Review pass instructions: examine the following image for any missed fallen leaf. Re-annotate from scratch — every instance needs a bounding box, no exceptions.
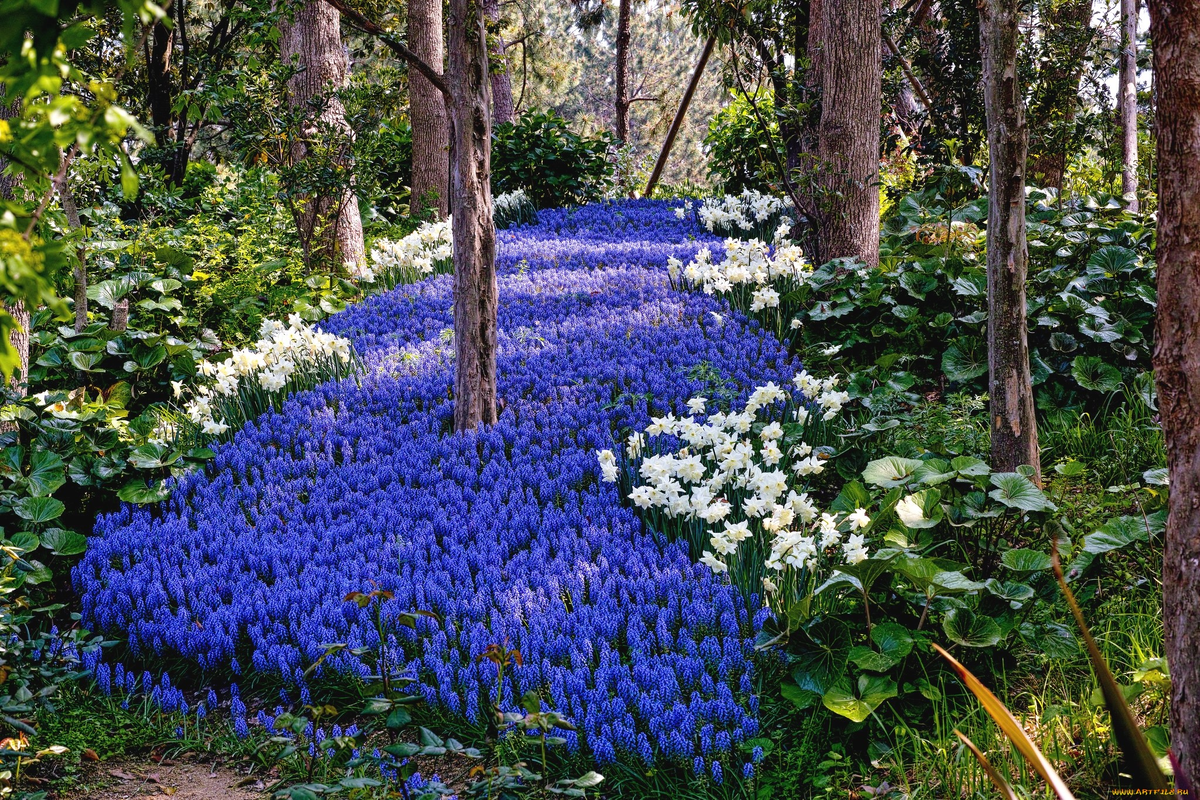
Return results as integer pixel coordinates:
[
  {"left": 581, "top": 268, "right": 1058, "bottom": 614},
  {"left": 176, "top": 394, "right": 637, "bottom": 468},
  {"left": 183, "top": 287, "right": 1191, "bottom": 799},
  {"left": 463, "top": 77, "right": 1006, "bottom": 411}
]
[
  {"left": 82, "top": 748, "right": 100, "bottom": 761},
  {"left": 109, "top": 769, "right": 138, "bottom": 781}
]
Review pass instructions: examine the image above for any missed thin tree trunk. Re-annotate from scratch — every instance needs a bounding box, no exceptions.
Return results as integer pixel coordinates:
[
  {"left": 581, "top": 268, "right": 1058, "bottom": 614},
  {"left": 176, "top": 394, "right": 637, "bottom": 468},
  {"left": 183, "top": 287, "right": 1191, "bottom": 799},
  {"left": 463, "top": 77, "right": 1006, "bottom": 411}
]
[
  {"left": 58, "top": 176, "right": 89, "bottom": 334},
  {"left": 0, "top": 89, "right": 30, "bottom": 398},
  {"left": 1149, "top": 0, "right": 1200, "bottom": 790},
  {"left": 147, "top": 17, "right": 177, "bottom": 182},
  {"left": 409, "top": 0, "right": 449, "bottom": 218},
  {"left": 1120, "top": 0, "right": 1140, "bottom": 210},
  {"left": 278, "top": 0, "right": 366, "bottom": 269},
  {"left": 644, "top": 35, "right": 715, "bottom": 197},
  {"left": 614, "top": 0, "right": 632, "bottom": 143},
  {"left": 815, "top": 0, "right": 882, "bottom": 267},
  {"left": 448, "top": 0, "right": 498, "bottom": 431},
  {"left": 484, "top": 0, "right": 515, "bottom": 125},
  {"left": 980, "top": 0, "right": 1040, "bottom": 481}
]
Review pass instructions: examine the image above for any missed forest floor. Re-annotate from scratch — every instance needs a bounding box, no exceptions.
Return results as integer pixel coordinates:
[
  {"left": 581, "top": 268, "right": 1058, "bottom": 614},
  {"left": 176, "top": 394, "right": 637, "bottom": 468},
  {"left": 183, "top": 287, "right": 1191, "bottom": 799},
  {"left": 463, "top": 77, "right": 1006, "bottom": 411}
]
[{"left": 58, "top": 757, "right": 265, "bottom": 800}]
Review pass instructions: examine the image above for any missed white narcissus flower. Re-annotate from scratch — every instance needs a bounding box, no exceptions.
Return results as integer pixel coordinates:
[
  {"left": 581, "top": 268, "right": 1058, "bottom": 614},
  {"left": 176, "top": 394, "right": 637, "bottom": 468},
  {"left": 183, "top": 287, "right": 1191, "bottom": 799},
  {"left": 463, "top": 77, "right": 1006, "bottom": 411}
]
[
  {"left": 202, "top": 418, "right": 229, "bottom": 436},
  {"left": 762, "top": 576, "right": 778, "bottom": 593},
  {"left": 724, "top": 520, "right": 751, "bottom": 542},
  {"left": 847, "top": 507, "right": 871, "bottom": 530},
  {"left": 710, "top": 535, "right": 737, "bottom": 555},
  {"left": 700, "top": 551, "right": 729, "bottom": 574},
  {"left": 687, "top": 396, "right": 707, "bottom": 415},
  {"left": 843, "top": 533, "right": 869, "bottom": 564}
]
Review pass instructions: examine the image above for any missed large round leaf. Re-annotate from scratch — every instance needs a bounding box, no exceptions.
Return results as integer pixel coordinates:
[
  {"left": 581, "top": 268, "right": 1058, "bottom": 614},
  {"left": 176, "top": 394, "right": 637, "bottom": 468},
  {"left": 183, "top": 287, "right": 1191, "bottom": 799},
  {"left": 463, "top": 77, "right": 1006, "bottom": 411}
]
[
  {"left": 943, "top": 607, "right": 1003, "bottom": 648},
  {"left": 1000, "top": 548, "right": 1053, "bottom": 571},
  {"left": 790, "top": 618, "right": 852, "bottom": 696},
  {"left": 1071, "top": 355, "right": 1122, "bottom": 392},
  {"left": 822, "top": 675, "right": 898, "bottom": 723},
  {"left": 13, "top": 496, "right": 65, "bottom": 524},
  {"left": 989, "top": 473, "right": 1055, "bottom": 512},
  {"left": 942, "top": 339, "right": 988, "bottom": 382},
  {"left": 41, "top": 528, "right": 88, "bottom": 557},
  {"left": 862, "top": 456, "right": 924, "bottom": 488}
]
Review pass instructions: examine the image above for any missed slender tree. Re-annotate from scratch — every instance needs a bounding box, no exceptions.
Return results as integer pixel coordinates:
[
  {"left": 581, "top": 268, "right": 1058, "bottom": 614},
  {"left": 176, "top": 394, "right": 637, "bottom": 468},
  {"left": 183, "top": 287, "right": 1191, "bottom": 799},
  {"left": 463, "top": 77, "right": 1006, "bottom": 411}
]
[
  {"left": 814, "top": 0, "right": 882, "bottom": 267},
  {"left": 485, "top": 0, "right": 515, "bottom": 125},
  {"left": 278, "top": 0, "right": 366, "bottom": 270},
  {"left": 1148, "top": 0, "right": 1200, "bottom": 789},
  {"left": 409, "top": 0, "right": 450, "bottom": 217},
  {"left": 614, "top": 0, "right": 632, "bottom": 142},
  {"left": 325, "top": 0, "right": 497, "bottom": 431},
  {"left": 980, "top": 0, "right": 1040, "bottom": 480},
  {"left": 0, "top": 90, "right": 30, "bottom": 397},
  {"left": 1026, "top": 0, "right": 1094, "bottom": 191},
  {"left": 1119, "top": 0, "right": 1139, "bottom": 210}
]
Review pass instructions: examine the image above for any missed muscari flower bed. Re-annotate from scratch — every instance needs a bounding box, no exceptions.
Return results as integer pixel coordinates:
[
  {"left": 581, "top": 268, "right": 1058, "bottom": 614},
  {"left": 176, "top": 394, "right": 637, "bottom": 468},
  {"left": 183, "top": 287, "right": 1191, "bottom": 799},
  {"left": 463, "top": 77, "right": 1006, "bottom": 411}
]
[{"left": 75, "top": 200, "right": 796, "bottom": 770}]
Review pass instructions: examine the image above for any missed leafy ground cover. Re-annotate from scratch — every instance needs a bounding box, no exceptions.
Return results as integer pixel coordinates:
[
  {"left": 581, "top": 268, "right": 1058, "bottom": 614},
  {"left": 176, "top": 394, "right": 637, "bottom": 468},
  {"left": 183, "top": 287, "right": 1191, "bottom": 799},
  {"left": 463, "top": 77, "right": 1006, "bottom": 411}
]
[{"left": 74, "top": 201, "right": 787, "bottom": 779}]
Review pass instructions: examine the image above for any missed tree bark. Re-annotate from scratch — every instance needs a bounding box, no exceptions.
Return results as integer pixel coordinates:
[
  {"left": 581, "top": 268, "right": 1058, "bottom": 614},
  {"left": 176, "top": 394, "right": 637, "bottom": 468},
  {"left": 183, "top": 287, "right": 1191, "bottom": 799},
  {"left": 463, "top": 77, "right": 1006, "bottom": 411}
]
[
  {"left": 980, "top": 0, "right": 1040, "bottom": 482},
  {"left": 484, "top": 0, "right": 515, "bottom": 125},
  {"left": 278, "top": 0, "right": 366, "bottom": 270},
  {"left": 409, "top": 0, "right": 450, "bottom": 218},
  {"left": 814, "top": 0, "right": 882, "bottom": 268},
  {"left": 0, "top": 89, "right": 30, "bottom": 397},
  {"left": 57, "top": 175, "right": 89, "bottom": 334},
  {"left": 614, "top": 0, "right": 632, "bottom": 143},
  {"left": 147, "top": 19, "right": 176, "bottom": 159},
  {"left": 644, "top": 35, "right": 715, "bottom": 197},
  {"left": 447, "top": 0, "right": 499, "bottom": 432},
  {"left": 1120, "top": 0, "right": 1140, "bottom": 210},
  {"left": 1149, "top": 0, "right": 1200, "bottom": 790}
]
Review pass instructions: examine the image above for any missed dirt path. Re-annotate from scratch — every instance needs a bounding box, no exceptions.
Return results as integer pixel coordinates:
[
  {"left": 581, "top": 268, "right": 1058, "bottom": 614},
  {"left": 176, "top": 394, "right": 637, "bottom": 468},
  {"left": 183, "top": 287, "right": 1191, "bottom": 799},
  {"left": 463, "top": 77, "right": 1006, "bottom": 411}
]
[{"left": 61, "top": 758, "right": 266, "bottom": 800}]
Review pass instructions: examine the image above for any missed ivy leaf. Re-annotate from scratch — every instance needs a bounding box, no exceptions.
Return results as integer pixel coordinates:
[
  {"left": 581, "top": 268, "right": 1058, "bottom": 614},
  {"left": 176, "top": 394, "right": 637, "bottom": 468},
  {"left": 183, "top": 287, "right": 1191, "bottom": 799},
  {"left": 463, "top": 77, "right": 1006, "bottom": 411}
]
[{"left": 943, "top": 607, "right": 1003, "bottom": 648}]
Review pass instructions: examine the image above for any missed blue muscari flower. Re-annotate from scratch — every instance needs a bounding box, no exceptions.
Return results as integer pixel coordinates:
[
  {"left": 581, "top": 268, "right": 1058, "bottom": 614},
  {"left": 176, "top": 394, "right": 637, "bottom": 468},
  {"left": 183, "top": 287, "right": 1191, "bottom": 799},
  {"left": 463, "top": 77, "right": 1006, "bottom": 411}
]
[
  {"left": 751, "top": 745, "right": 764, "bottom": 763},
  {"left": 743, "top": 762, "right": 754, "bottom": 780},
  {"left": 712, "top": 760, "right": 723, "bottom": 784},
  {"left": 72, "top": 200, "right": 789, "bottom": 769},
  {"left": 234, "top": 717, "right": 249, "bottom": 739},
  {"left": 693, "top": 757, "right": 705, "bottom": 776},
  {"left": 174, "top": 726, "right": 184, "bottom": 739},
  {"left": 207, "top": 689, "right": 219, "bottom": 707}
]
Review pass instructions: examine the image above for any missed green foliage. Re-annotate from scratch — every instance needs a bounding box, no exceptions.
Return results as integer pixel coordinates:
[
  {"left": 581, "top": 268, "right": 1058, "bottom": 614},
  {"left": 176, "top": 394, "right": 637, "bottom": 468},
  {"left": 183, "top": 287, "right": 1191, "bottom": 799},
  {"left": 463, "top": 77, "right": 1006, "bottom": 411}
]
[
  {"left": 492, "top": 111, "right": 614, "bottom": 209},
  {"left": 703, "top": 92, "right": 782, "bottom": 195},
  {"left": 791, "top": 187, "right": 1156, "bottom": 411}
]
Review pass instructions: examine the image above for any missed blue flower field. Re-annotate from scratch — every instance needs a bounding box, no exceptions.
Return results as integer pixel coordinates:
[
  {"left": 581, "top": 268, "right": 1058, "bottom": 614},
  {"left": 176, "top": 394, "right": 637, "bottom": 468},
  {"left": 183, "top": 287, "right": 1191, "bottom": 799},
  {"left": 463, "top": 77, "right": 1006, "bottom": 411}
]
[{"left": 74, "top": 201, "right": 798, "bottom": 769}]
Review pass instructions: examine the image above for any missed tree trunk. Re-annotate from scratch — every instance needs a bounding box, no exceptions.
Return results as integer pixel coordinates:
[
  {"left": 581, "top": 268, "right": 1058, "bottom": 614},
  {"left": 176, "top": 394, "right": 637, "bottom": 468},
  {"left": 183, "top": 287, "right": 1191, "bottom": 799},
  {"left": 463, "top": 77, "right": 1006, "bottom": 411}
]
[
  {"left": 484, "top": 0, "right": 515, "bottom": 125},
  {"left": 1149, "top": 0, "right": 1200, "bottom": 790},
  {"left": 980, "top": 0, "right": 1040, "bottom": 481},
  {"left": 1120, "top": 0, "right": 1140, "bottom": 210},
  {"left": 814, "top": 0, "right": 882, "bottom": 268},
  {"left": 1026, "top": 0, "right": 1093, "bottom": 191},
  {"left": 447, "top": 0, "right": 498, "bottom": 432},
  {"left": 409, "top": 0, "right": 449, "bottom": 218},
  {"left": 0, "top": 89, "right": 29, "bottom": 397},
  {"left": 147, "top": 19, "right": 176, "bottom": 156},
  {"left": 57, "top": 175, "right": 89, "bottom": 334},
  {"left": 614, "top": 0, "right": 632, "bottom": 143},
  {"left": 278, "top": 0, "right": 366, "bottom": 270}
]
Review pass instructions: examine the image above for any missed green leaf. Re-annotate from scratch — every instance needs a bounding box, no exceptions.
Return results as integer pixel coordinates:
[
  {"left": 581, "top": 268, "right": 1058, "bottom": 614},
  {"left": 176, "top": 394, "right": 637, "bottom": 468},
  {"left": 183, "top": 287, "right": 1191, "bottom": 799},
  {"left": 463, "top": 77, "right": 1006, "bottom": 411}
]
[
  {"left": 943, "top": 607, "right": 1003, "bottom": 648},
  {"left": 1071, "top": 355, "right": 1122, "bottom": 392},
  {"left": 386, "top": 708, "right": 412, "bottom": 730},
  {"left": 117, "top": 478, "right": 171, "bottom": 504},
  {"left": 932, "top": 571, "right": 986, "bottom": 593},
  {"left": 984, "top": 579, "right": 1035, "bottom": 603},
  {"left": 780, "top": 680, "right": 820, "bottom": 710},
  {"left": 871, "top": 622, "right": 915, "bottom": 658},
  {"left": 849, "top": 646, "right": 899, "bottom": 672},
  {"left": 789, "top": 618, "right": 852, "bottom": 696},
  {"left": 27, "top": 450, "right": 66, "bottom": 497},
  {"left": 989, "top": 472, "right": 1055, "bottom": 511},
  {"left": 1082, "top": 515, "right": 1154, "bottom": 555},
  {"left": 822, "top": 675, "right": 897, "bottom": 723},
  {"left": 1001, "top": 548, "right": 1053, "bottom": 571},
  {"left": 862, "top": 456, "right": 924, "bottom": 488},
  {"left": 913, "top": 459, "right": 956, "bottom": 486},
  {"left": 40, "top": 528, "right": 87, "bottom": 556},
  {"left": 13, "top": 496, "right": 65, "bottom": 524},
  {"left": 942, "top": 339, "right": 988, "bottom": 382},
  {"left": 950, "top": 456, "right": 991, "bottom": 477}
]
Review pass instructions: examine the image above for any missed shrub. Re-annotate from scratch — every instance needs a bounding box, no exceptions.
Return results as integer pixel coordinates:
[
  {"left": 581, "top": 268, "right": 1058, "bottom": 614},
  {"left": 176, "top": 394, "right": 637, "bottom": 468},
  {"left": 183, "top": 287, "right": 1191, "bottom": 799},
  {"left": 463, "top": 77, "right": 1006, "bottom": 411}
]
[
  {"left": 704, "top": 92, "right": 783, "bottom": 195},
  {"left": 492, "top": 111, "right": 614, "bottom": 209}
]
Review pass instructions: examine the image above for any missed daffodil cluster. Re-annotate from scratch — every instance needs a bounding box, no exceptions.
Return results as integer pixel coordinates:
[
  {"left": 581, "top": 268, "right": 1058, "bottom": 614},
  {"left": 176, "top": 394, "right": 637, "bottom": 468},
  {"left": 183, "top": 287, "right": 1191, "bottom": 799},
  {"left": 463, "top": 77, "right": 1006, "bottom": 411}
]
[
  {"left": 360, "top": 218, "right": 453, "bottom": 284},
  {"left": 599, "top": 371, "right": 862, "bottom": 610},
  {"left": 696, "top": 190, "right": 790, "bottom": 238},
  {"left": 178, "top": 314, "right": 353, "bottom": 437}
]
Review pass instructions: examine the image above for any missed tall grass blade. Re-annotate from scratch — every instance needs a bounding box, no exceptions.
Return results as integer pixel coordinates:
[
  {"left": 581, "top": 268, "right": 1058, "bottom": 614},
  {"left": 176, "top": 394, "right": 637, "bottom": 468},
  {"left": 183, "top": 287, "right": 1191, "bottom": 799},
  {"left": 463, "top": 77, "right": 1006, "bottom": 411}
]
[
  {"left": 1051, "top": 546, "right": 1171, "bottom": 790},
  {"left": 932, "top": 643, "right": 1077, "bottom": 799},
  {"left": 953, "top": 729, "right": 1020, "bottom": 800}
]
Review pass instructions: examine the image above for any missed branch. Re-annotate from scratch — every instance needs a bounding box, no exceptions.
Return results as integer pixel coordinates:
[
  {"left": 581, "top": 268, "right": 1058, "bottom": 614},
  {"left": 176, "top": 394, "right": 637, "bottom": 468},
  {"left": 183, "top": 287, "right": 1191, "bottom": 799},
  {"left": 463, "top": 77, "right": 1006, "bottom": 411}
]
[
  {"left": 322, "top": 0, "right": 449, "bottom": 96},
  {"left": 629, "top": 95, "right": 658, "bottom": 104},
  {"left": 883, "top": 31, "right": 934, "bottom": 116}
]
